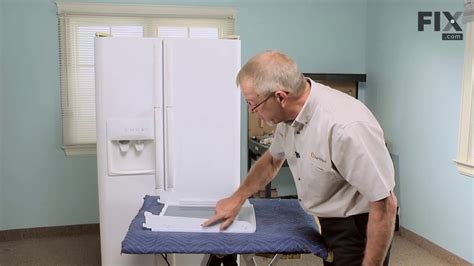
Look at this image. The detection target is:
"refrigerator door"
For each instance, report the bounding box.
[95,37,163,266]
[159,39,241,204]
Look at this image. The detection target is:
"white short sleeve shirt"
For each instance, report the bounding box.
[269,79,395,218]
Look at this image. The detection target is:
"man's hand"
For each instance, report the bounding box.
[202,152,283,231]
[202,195,245,231]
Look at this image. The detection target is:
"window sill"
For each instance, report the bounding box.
[63,144,96,156]
[453,159,474,178]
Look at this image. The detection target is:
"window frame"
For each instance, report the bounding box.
[455,22,474,178]
[56,2,236,156]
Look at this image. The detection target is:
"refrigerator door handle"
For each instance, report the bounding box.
[164,106,174,190]
[154,107,165,189]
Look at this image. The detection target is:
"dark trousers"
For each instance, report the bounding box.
[319,213,391,266]
[207,254,237,266]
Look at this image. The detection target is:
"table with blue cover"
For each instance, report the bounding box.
[122,195,329,263]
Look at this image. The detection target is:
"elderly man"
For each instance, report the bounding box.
[204,51,397,266]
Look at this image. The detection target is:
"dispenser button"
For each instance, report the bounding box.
[118,140,130,152]
[135,140,145,152]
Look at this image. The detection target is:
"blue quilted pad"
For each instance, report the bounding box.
[121,195,328,260]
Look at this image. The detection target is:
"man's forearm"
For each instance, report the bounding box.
[233,151,283,202]
[363,193,398,266]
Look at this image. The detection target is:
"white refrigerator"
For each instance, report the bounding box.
[95,37,243,266]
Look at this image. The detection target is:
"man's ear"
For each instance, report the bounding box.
[275,90,289,105]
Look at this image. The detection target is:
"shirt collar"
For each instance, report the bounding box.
[290,78,319,130]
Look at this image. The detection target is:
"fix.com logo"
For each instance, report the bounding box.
[418,11,463,40]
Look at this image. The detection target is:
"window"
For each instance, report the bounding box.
[57,3,236,155]
[455,2,474,177]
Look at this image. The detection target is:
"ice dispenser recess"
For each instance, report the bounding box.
[106,119,155,175]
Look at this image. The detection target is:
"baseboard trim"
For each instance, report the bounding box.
[399,226,472,265]
[0,224,99,242]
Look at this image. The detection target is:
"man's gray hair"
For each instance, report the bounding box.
[236,50,306,97]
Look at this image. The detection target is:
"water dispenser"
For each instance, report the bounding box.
[106,119,155,176]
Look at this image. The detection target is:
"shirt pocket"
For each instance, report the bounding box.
[308,157,332,174]
[307,158,341,185]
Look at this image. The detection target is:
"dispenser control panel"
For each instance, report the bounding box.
[107,119,155,141]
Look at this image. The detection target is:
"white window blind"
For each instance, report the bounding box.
[57,3,236,155]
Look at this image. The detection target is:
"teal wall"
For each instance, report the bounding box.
[1,0,472,263]
[0,0,5,230]
[366,0,473,262]
[0,0,366,230]
[2,0,99,229]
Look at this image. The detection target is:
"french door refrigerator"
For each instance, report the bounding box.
[95,37,247,266]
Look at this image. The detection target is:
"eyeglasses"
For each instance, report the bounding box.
[247,93,274,113]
